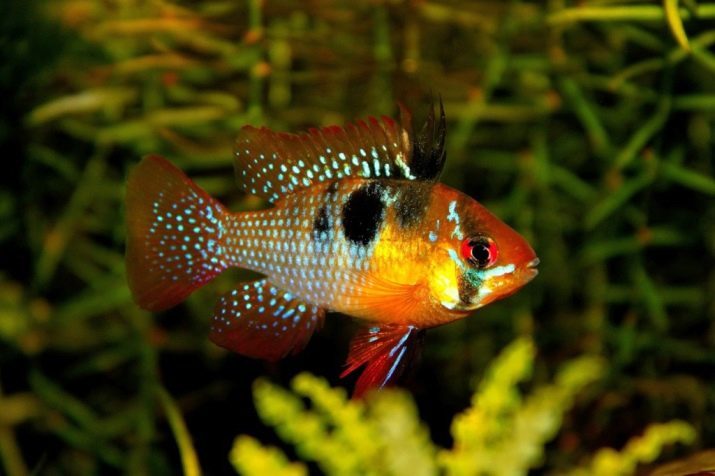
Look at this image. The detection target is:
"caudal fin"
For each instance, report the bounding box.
[125,155,229,311]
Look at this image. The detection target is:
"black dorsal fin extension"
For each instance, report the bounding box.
[411,96,447,181]
[232,98,448,203]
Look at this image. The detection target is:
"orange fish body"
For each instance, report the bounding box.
[126,103,538,396]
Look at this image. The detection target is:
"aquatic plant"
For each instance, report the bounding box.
[230,339,695,476]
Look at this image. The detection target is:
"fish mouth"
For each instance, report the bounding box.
[522,257,540,282]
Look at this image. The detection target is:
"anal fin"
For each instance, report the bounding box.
[341,325,425,398]
[209,280,324,362]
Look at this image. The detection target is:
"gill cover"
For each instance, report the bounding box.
[427,191,538,312]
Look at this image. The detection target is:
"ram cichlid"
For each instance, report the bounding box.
[125,101,538,397]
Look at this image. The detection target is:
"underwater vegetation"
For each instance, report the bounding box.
[231,339,695,476]
[1,0,714,475]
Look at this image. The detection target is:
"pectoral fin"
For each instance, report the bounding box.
[341,324,425,398]
[339,271,427,323]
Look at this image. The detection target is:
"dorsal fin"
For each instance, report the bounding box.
[412,99,447,181]
[233,100,447,203]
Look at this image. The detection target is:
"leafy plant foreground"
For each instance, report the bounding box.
[231,339,694,476]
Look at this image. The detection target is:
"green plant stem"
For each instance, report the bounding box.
[157,386,202,476]
[0,428,28,476]
[613,97,671,171]
[247,0,264,120]
[548,4,715,24]
[33,146,108,289]
[664,0,691,51]
[0,373,28,476]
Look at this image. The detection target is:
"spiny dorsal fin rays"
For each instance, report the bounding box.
[411,97,446,182]
[232,100,447,203]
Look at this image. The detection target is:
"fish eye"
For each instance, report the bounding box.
[460,236,498,269]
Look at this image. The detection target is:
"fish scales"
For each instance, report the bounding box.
[217,179,446,326]
[125,101,539,396]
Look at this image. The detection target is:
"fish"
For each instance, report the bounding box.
[125,101,539,397]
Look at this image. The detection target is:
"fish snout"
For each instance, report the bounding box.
[522,257,540,282]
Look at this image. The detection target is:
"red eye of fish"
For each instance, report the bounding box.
[461,236,498,269]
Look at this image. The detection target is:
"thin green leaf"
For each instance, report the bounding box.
[664,0,691,51]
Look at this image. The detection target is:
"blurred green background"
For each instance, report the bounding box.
[1,0,714,474]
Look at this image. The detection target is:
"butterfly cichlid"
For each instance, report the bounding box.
[125,102,539,397]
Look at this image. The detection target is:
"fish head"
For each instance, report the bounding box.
[427,186,539,312]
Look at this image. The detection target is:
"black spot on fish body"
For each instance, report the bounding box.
[326,180,339,195]
[341,182,385,246]
[312,205,331,243]
[395,183,431,229]
[312,181,339,244]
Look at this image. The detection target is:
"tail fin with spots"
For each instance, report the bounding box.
[125,155,229,311]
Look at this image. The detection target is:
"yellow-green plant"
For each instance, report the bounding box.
[229,338,695,476]
[568,420,697,476]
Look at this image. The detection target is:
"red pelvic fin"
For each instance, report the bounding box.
[125,155,229,311]
[341,325,425,398]
[209,280,325,362]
